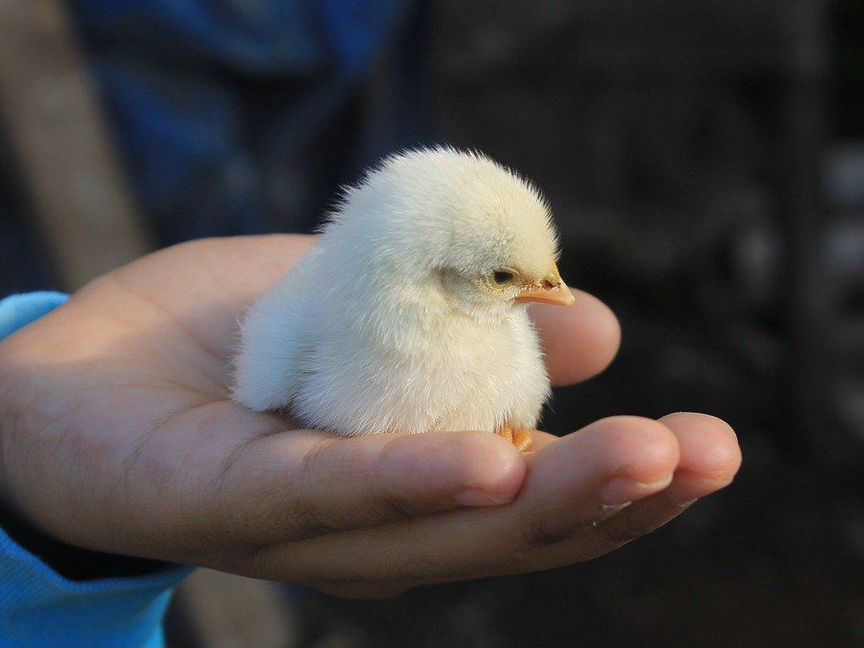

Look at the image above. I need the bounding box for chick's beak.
[514,264,576,307]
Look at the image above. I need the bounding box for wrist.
[0,494,172,580]
[0,359,172,580]
[0,291,173,579]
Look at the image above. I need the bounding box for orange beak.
[514,264,576,307]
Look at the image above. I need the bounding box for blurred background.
[1,0,863,646]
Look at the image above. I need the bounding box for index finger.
[208,426,528,547]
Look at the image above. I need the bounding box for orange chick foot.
[497,425,534,452]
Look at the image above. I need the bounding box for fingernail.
[457,488,513,507]
[600,474,673,506]
[598,501,631,522]
[667,493,699,508]
[600,501,630,515]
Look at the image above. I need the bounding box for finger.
[524,430,557,452]
[214,429,527,545]
[265,414,741,590]
[244,416,680,583]
[530,289,620,386]
[657,412,741,504]
[576,412,741,551]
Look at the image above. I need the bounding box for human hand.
[0,235,740,597]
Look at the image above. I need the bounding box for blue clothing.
[0,292,191,647]
[0,292,68,340]
[65,0,432,244]
[1,1,433,296]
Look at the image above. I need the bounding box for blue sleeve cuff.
[0,527,191,648]
[0,292,193,647]
[0,291,69,341]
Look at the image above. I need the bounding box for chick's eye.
[492,270,516,285]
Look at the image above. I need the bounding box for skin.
[0,235,741,597]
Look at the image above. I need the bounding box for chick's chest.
[417,313,530,391]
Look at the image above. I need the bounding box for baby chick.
[232,147,574,450]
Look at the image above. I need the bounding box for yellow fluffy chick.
[232,147,575,450]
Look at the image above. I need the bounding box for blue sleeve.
[0,292,193,648]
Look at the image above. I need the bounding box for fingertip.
[529,416,680,504]
[658,412,742,503]
[659,412,742,481]
[589,295,622,371]
[574,295,621,380]
[584,416,681,485]
[383,432,527,508]
[533,290,621,386]
[450,432,527,505]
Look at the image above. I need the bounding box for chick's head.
[329,147,575,321]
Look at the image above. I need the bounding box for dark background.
[2,1,863,646]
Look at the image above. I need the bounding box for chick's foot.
[497,425,534,452]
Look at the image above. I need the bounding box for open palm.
[0,235,740,597]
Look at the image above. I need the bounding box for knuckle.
[284,497,336,540]
[283,438,341,539]
[523,518,577,548]
[378,490,418,520]
[298,437,331,480]
[372,436,427,519]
